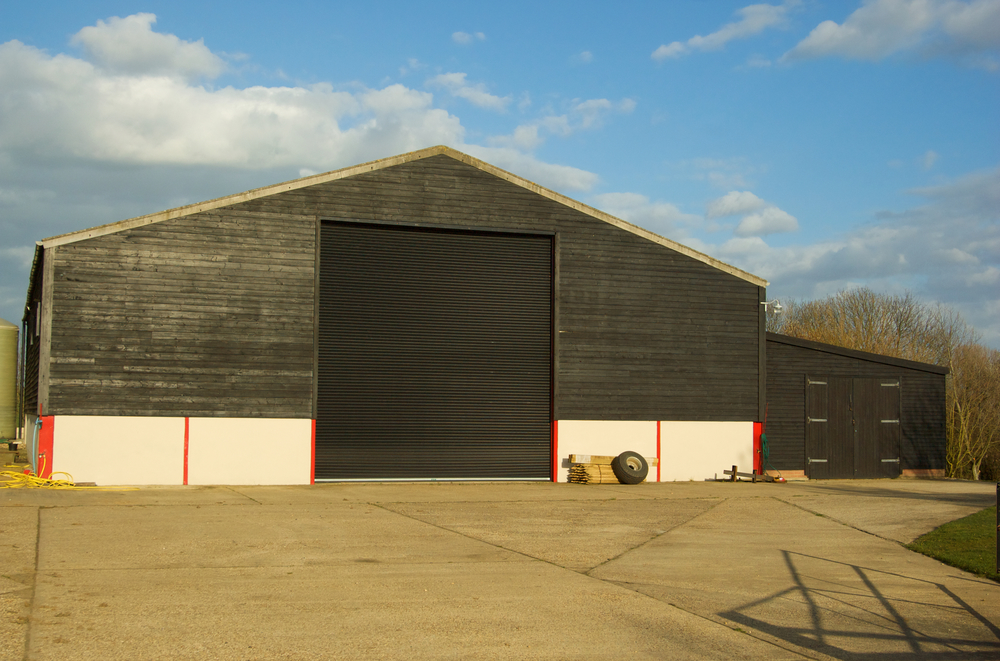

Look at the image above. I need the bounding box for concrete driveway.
[1,478,997,660]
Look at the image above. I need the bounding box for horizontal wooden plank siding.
[48,211,316,417]
[305,156,758,421]
[46,153,761,421]
[22,260,43,418]
[766,333,946,473]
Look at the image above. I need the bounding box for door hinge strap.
[881,419,900,424]
[881,458,900,463]
[807,458,828,463]
[807,417,827,423]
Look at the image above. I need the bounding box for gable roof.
[35,146,767,287]
[766,332,950,375]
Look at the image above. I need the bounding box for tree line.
[767,288,1000,480]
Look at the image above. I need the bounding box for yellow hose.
[1,455,137,490]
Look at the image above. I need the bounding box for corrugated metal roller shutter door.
[317,221,552,480]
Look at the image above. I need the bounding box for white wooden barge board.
[37,145,768,288]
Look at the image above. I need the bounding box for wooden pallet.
[567,454,658,484]
[568,454,659,466]
[568,463,621,484]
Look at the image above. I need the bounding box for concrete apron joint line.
[772,495,910,547]
[377,494,828,659]
[22,506,42,661]
[583,496,727,574]
[6,480,998,659]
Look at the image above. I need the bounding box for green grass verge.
[907,506,999,582]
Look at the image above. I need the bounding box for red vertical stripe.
[753,421,763,474]
[310,419,316,485]
[656,420,661,483]
[37,415,54,479]
[551,419,559,482]
[183,417,190,485]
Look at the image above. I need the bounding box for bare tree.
[770,287,976,365]
[947,343,1000,480]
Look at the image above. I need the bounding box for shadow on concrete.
[721,551,1000,660]
[799,483,995,508]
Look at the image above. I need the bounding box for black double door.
[805,376,901,479]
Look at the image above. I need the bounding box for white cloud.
[744,54,773,67]
[0,15,616,330]
[399,58,424,76]
[967,266,1000,285]
[426,72,511,112]
[706,190,768,218]
[452,31,486,45]
[0,37,463,169]
[0,246,35,269]
[651,43,688,60]
[922,149,939,169]
[942,0,1000,48]
[574,98,636,127]
[487,97,635,150]
[783,0,1000,66]
[0,16,605,188]
[681,157,764,189]
[698,166,1000,347]
[909,165,1000,212]
[652,2,797,61]
[71,13,225,80]
[492,124,543,150]
[941,247,979,264]
[574,51,594,64]
[735,206,799,236]
[589,192,701,237]
[706,190,797,236]
[463,145,599,191]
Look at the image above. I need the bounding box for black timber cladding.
[21,257,43,417]
[316,222,552,479]
[40,153,762,423]
[46,212,316,417]
[766,333,947,473]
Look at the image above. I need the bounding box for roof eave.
[22,243,43,323]
[766,332,950,375]
[38,145,768,287]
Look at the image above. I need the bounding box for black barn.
[765,332,948,479]
[21,147,769,485]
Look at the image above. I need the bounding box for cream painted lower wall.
[556,420,753,483]
[659,421,753,482]
[49,416,313,486]
[556,420,657,483]
[187,418,312,485]
[53,416,185,485]
[48,415,751,485]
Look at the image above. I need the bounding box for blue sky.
[2,1,998,346]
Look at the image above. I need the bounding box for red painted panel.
[310,419,316,485]
[753,421,763,473]
[657,421,661,482]
[37,416,54,479]
[551,420,558,482]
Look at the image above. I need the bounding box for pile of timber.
[568,463,620,484]
[567,454,658,485]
